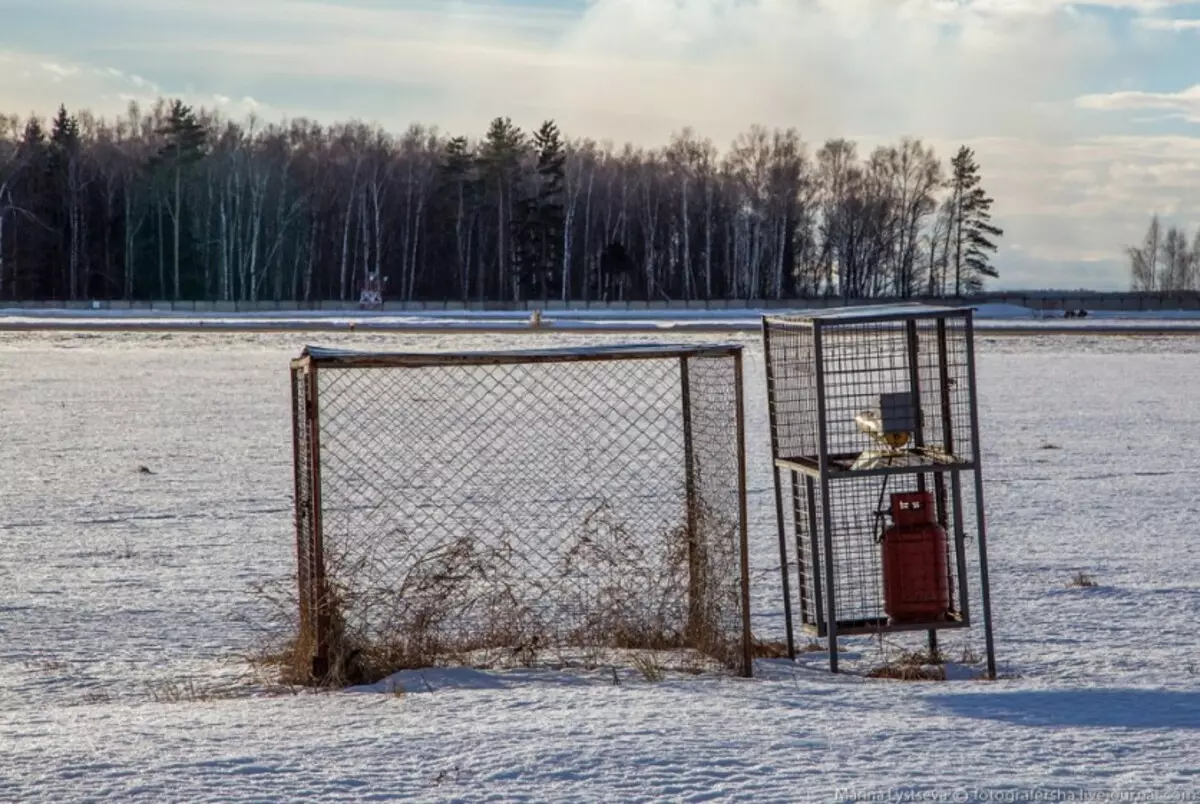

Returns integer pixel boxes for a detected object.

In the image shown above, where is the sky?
[2,0,1199,291]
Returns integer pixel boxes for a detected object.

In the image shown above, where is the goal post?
[291,343,753,682]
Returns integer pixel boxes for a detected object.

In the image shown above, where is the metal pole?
[680,356,703,644]
[761,318,796,659]
[812,323,839,673]
[733,349,755,678]
[306,363,330,681]
[290,365,311,643]
[905,319,937,659]
[804,474,825,633]
[790,470,810,627]
[963,313,998,679]
[938,318,972,626]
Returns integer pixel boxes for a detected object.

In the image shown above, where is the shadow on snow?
[926,688,1200,729]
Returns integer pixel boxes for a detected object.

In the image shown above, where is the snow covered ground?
[1,329,1198,801]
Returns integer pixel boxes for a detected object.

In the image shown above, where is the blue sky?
[3,0,1200,290]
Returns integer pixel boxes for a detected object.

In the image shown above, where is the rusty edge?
[733,349,754,679]
[295,344,743,369]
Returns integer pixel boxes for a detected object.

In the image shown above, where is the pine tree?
[151,99,207,300]
[479,117,525,299]
[947,146,1003,295]
[530,120,565,301]
[13,119,52,298]
[49,105,85,299]
[437,135,481,300]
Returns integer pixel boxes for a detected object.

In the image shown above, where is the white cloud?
[0,48,268,122]
[1076,86,1200,121]
[1,0,1199,289]
[1137,17,1200,29]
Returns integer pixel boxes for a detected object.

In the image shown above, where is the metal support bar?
[812,324,839,672]
[680,356,703,644]
[963,314,998,679]
[733,349,755,678]
[305,362,330,681]
[761,320,796,659]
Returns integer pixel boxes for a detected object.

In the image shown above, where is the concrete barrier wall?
[7,292,1200,313]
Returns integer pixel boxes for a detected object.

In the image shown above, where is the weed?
[145,678,209,703]
[868,663,946,682]
[868,647,947,682]
[751,639,791,659]
[24,658,71,674]
[630,652,666,682]
[1067,571,1098,589]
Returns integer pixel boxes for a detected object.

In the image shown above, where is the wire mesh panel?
[291,344,752,682]
[793,472,968,634]
[762,304,996,676]
[765,314,974,473]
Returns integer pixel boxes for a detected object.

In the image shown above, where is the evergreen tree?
[532,120,565,302]
[436,135,481,301]
[479,117,525,299]
[947,146,1003,295]
[49,105,85,299]
[151,99,207,300]
[12,119,52,297]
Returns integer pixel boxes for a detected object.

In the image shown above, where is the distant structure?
[358,272,385,310]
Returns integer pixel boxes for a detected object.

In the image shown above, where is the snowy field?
[1,328,1199,801]
[6,302,1200,334]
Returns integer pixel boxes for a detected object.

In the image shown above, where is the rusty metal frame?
[290,342,755,679]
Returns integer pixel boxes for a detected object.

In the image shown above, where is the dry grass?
[957,645,983,665]
[144,677,251,704]
[1067,571,1099,589]
[751,639,792,659]
[273,506,747,688]
[629,652,667,682]
[868,648,947,682]
[868,663,947,682]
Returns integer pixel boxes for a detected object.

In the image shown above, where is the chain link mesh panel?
[292,345,750,680]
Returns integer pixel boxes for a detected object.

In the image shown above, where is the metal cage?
[762,304,996,676]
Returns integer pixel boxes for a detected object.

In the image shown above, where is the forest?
[0,98,1004,303]
[1127,215,1200,292]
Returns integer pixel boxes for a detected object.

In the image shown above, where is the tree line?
[0,98,1004,303]
[1127,215,1200,292]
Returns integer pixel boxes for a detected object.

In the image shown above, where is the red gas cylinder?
[881,491,950,624]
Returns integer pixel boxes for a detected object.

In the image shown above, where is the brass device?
[855,392,917,452]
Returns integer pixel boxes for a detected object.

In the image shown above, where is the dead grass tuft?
[868,663,946,682]
[1067,571,1098,589]
[630,652,667,682]
[751,638,791,659]
[144,677,248,704]
[269,504,747,688]
[868,648,946,682]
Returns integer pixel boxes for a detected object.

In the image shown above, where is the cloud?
[0,0,1134,141]
[1137,17,1200,30]
[0,47,266,121]
[1076,85,1200,121]
[1,0,1199,290]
